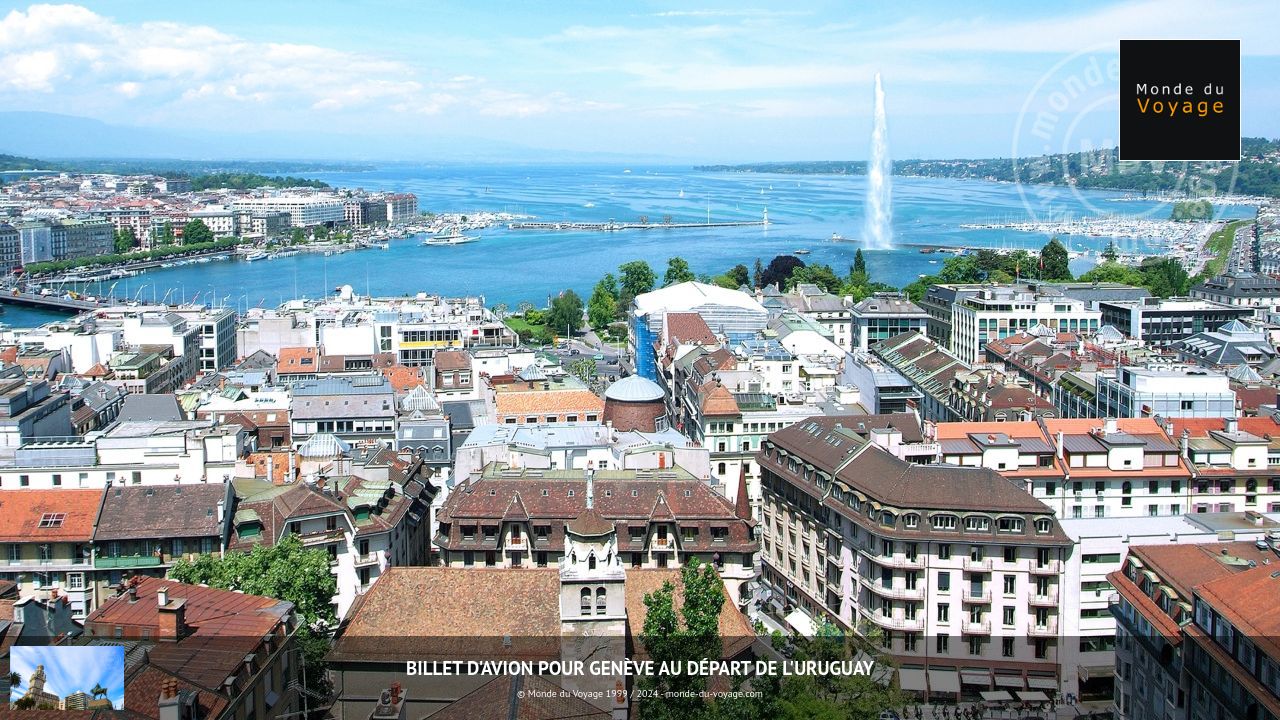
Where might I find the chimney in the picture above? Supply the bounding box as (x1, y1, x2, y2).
(1180, 429, 1190, 459)
(585, 464, 595, 509)
(1225, 417, 1239, 434)
(157, 591, 187, 642)
(158, 679, 184, 720)
(157, 586, 168, 607)
(1103, 418, 1118, 435)
(1055, 430, 1064, 460)
(128, 586, 138, 603)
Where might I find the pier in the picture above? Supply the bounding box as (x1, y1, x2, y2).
(508, 212, 769, 233)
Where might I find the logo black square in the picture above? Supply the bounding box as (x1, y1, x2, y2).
(1119, 39, 1240, 161)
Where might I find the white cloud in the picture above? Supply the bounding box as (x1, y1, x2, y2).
(115, 81, 140, 97)
(0, 50, 60, 90)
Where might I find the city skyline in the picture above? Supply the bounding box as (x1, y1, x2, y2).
(0, 1, 1278, 161)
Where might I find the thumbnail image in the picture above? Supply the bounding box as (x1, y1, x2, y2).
(8, 646, 124, 711)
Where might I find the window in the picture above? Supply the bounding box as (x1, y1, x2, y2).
(996, 517, 1024, 533)
(1003, 546, 1017, 563)
(37, 513, 65, 529)
(1002, 575, 1016, 595)
(938, 544, 951, 560)
(580, 588, 592, 616)
(51, 474, 61, 487)
(937, 603, 950, 622)
(485, 551, 496, 567)
(937, 571, 950, 592)
(1003, 607, 1015, 626)
(936, 635, 949, 654)
(1002, 637, 1015, 657)
(19, 475, 29, 487)
(596, 588, 607, 615)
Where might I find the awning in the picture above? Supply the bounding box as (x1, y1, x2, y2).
(897, 666, 927, 692)
(1078, 664, 1115, 681)
(1026, 677, 1058, 690)
(928, 668, 961, 694)
(785, 609, 816, 638)
(961, 669, 991, 685)
(1017, 690, 1050, 702)
(994, 674, 1023, 688)
(980, 690, 1013, 702)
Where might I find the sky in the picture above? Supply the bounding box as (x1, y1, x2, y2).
(9, 646, 125, 709)
(0, 1, 1278, 161)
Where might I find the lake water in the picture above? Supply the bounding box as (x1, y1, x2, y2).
(5, 165, 1255, 327)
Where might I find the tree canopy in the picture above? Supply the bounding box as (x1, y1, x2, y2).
(664, 256, 696, 286)
(181, 218, 214, 246)
(588, 274, 620, 329)
(758, 255, 806, 290)
(546, 289, 585, 336)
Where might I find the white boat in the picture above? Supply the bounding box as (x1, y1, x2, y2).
(424, 230, 479, 246)
(831, 232, 846, 241)
(583, 202, 596, 208)
(794, 249, 811, 255)
(244, 251, 268, 262)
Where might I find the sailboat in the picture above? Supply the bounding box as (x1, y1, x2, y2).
(679, 189, 685, 198)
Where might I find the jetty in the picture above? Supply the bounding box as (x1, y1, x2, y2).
(508, 211, 770, 233)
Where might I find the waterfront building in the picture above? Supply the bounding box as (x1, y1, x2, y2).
(1191, 270, 1280, 318)
(1098, 297, 1252, 346)
(228, 447, 435, 618)
(0, 222, 20, 272)
(82, 576, 300, 720)
(384, 193, 418, 223)
(1173, 319, 1278, 371)
(230, 195, 344, 227)
(850, 293, 929, 352)
(187, 206, 240, 237)
(1108, 540, 1280, 720)
(15, 216, 113, 264)
(758, 415, 1074, 698)
(433, 463, 758, 605)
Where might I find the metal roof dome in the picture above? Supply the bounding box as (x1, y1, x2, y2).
(604, 375, 665, 403)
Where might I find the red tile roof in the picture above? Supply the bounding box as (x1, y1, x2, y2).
(0, 489, 102, 542)
(380, 365, 424, 394)
(276, 347, 317, 374)
(433, 349, 472, 371)
(665, 312, 718, 346)
(1169, 416, 1280, 438)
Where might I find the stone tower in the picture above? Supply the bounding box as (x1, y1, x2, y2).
(558, 467, 628, 720)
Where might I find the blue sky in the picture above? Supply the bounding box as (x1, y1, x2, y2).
(9, 645, 125, 709)
(0, 1, 1277, 161)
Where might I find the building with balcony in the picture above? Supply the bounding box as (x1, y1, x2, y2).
(1108, 540, 1280, 720)
(1083, 365, 1239, 419)
(433, 464, 759, 606)
(950, 285, 1101, 364)
(871, 331, 970, 422)
(384, 193, 418, 223)
(0, 488, 100, 617)
(758, 416, 1074, 699)
(91, 483, 230, 608)
(290, 376, 397, 446)
(1169, 416, 1280, 514)
(230, 195, 344, 227)
(850, 293, 929, 352)
(0, 365, 73, 463)
(228, 449, 435, 618)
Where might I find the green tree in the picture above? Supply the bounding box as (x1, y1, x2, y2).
(113, 228, 136, 254)
(313, 225, 330, 241)
(290, 227, 306, 245)
(546, 289, 585, 337)
(853, 249, 867, 276)
(182, 219, 214, 246)
(588, 276, 619, 329)
(637, 559, 725, 720)
(759, 255, 806, 289)
(752, 258, 764, 288)
(664, 256, 696, 286)
(14, 696, 36, 710)
(1039, 238, 1072, 280)
(619, 260, 657, 298)
(1140, 257, 1191, 297)
(725, 264, 750, 288)
(1102, 240, 1119, 262)
(789, 263, 842, 293)
(767, 623, 907, 720)
(492, 302, 509, 318)
(158, 222, 176, 246)
(567, 357, 597, 385)
(169, 534, 337, 702)
(7, 671, 20, 690)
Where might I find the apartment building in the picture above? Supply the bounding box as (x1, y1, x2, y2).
(0, 365, 74, 463)
(0, 489, 100, 617)
(384, 193, 419, 223)
(1191, 270, 1280, 318)
(433, 464, 759, 605)
(229, 450, 435, 618)
(773, 283, 855, 351)
(289, 375, 397, 446)
(1055, 365, 1241, 420)
(850, 293, 929, 352)
(872, 331, 970, 422)
(230, 195, 345, 227)
(0, 222, 21, 272)
(759, 416, 1073, 698)
(1109, 541, 1280, 720)
(1169, 416, 1280, 514)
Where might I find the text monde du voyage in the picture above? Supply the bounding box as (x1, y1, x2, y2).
(1134, 82, 1228, 118)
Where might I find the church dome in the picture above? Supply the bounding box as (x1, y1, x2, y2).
(604, 375, 664, 403)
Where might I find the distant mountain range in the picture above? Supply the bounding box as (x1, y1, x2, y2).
(696, 138, 1280, 197)
(0, 111, 676, 166)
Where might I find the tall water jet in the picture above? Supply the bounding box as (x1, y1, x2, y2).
(863, 73, 893, 250)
